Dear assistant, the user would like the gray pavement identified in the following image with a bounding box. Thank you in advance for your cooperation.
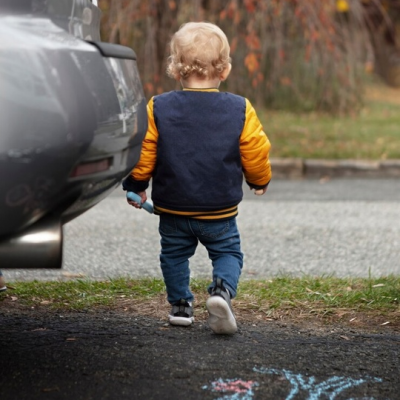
[6,178,400,282]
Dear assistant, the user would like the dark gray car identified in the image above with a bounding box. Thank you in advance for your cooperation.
[0,0,148,268]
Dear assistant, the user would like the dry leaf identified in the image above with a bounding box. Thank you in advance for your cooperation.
[61,272,85,278]
[319,176,331,184]
[42,387,59,392]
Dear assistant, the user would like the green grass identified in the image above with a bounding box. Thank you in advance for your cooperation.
[2,276,399,317]
[260,83,400,160]
[237,276,400,316]
[2,278,166,310]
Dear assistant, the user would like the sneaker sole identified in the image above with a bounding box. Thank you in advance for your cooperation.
[169,315,194,327]
[206,296,237,335]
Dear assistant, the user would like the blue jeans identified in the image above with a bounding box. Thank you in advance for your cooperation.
[158,214,243,304]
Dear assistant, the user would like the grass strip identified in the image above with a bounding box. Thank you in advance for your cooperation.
[1,276,399,317]
[260,82,400,160]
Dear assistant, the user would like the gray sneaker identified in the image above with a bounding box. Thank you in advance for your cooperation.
[169,299,194,326]
[206,278,237,334]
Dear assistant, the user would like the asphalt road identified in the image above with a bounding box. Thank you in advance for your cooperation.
[1,310,399,400]
[6,178,400,282]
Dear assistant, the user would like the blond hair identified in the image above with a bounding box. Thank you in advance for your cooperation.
[167,22,231,80]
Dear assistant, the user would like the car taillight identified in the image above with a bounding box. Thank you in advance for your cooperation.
[70,158,112,177]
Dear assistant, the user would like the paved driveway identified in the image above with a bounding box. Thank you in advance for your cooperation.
[1,309,399,400]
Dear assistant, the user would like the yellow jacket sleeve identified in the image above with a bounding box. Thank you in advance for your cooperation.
[130,97,158,181]
[240,98,272,187]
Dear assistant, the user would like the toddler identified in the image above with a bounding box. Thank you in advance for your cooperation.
[123,22,272,334]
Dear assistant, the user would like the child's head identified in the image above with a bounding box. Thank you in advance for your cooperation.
[167,22,231,81]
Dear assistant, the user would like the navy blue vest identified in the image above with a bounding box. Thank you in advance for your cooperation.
[152,90,246,211]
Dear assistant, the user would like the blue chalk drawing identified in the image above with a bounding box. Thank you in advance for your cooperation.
[253,367,383,400]
[202,378,259,400]
[203,367,386,400]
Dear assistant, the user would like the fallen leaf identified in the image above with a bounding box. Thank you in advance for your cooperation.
[319,176,330,184]
[42,387,59,392]
[62,272,86,278]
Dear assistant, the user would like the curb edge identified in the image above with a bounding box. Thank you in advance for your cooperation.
[271,158,400,179]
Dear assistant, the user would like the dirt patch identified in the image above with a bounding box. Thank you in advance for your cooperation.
[365,84,400,105]
[2,293,399,335]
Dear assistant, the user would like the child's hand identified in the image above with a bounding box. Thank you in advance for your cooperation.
[254,188,267,196]
[127,191,147,208]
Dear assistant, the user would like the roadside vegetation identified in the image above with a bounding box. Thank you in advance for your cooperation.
[263,78,400,160]
[100,0,400,116]
[98,0,400,159]
[2,276,399,327]
[99,0,400,160]
[101,0,370,114]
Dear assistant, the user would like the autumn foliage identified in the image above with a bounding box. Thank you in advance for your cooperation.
[98,0,395,114]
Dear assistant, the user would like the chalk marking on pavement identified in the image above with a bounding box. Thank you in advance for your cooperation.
[253,367,384,400]
[202,378,259,400]
[202,369,386,400]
